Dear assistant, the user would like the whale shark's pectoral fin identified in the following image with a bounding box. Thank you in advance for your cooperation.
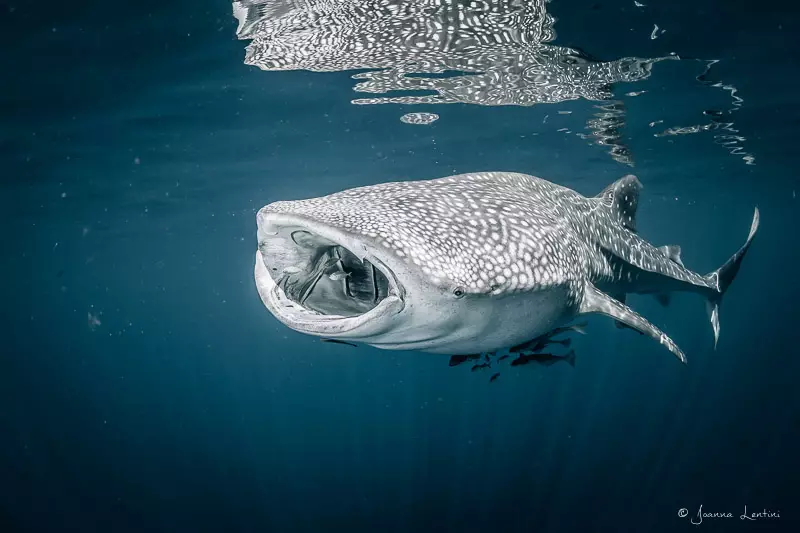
[607,292,640,331]
[579,283,687,363]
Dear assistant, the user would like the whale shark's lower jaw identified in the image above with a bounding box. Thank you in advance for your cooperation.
[254,210,405,338]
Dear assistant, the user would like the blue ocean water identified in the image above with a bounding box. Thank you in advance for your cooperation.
[1,0,799,531]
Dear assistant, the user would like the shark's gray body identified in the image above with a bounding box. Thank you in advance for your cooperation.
[254,172,758,362]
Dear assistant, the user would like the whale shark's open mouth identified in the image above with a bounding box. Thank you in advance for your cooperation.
[254,210,405,337]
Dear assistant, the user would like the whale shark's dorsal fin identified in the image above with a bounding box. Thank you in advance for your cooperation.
[579,282,686,363]
[595,174,642,232]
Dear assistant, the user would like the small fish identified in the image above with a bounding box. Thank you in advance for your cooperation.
[321,338,358,347]
[511,350,576,368]
[511,342,532,353]
[328,271,351,281]
[634,1,646,7]
[471,362,491,372]
[449,353,482,366]
[514,336,570,353]
[548,338,572,349]
[489,373,500,382]
[497,354,510,362]
[511,336,547,353]
[449,354,469,367]
[510,322,588,352]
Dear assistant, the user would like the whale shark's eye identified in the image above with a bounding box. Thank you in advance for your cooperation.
[453,287,465,298]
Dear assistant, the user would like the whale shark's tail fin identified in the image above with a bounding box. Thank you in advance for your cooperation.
[705,207,760,348]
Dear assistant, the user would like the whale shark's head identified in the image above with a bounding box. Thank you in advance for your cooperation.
[254,174,574,354]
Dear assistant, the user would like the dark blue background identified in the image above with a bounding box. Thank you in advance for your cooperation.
[2,1,798,531]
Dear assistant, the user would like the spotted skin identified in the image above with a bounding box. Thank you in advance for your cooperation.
[264,173,708,297]
[258,172,759,361]
[264,172,587,303]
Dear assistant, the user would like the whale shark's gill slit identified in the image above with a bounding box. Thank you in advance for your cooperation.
[299,260,330,306]
[344,270,354,298]
[371,264,379,303]
[334,248,354,298]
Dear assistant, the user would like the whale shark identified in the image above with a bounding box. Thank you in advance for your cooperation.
[254,172,759,362]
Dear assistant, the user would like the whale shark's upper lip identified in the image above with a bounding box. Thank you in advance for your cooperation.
[254,210,405,337]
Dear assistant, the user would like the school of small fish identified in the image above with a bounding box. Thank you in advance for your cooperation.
[447,321,587,381]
